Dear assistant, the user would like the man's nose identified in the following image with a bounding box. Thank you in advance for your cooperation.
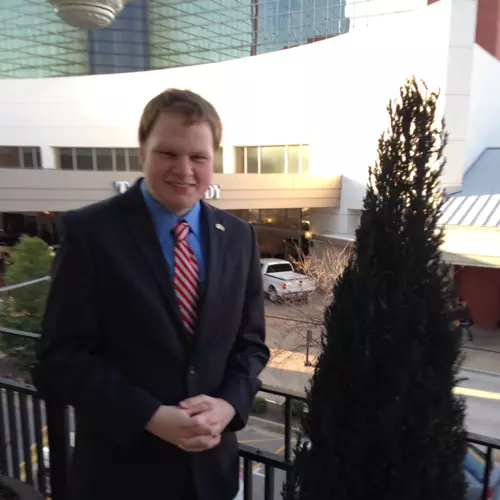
[172,156,193,177]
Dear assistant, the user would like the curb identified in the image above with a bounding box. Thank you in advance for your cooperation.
[462,367,500,379]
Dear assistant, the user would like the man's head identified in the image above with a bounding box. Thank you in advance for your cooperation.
[138,88,222,216]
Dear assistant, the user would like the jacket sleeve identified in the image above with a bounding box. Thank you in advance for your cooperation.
[33,212,161,445]
[216,223,270,431]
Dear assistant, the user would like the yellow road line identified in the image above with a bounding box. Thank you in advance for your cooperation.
[252,441,296,470]
[238,438,282,444]
[454,387,500,401]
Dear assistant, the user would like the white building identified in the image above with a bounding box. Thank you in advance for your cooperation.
[0,0,499,327]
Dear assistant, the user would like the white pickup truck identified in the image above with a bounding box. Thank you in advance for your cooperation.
[261,258,316,303]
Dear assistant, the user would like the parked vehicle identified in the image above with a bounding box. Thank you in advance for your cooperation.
[260,258,315,303]
[464,444,500,500]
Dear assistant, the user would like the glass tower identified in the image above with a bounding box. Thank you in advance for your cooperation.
[0,0,349,78]
[0,0,89,78]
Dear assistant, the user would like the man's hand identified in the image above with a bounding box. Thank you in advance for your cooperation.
[178,395,236,436]
[146,405,217,449]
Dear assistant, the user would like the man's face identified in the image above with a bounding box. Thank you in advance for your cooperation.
[140,112,214,215]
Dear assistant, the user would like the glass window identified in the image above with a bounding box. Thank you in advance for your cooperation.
[261,146,285,174]
[0,147,21,168]
[286,209,300,229]
[302,145,310,174]
[21,147,35,169]
[234,147,245,173]
[128,148,141,171]
[248,209,260,224]
[75,148,94,171]
[214,148,223,174]
[247,147,259,174]
[59,148,74,170]
[288,145,300,173]
[267,263,293,273]
[115,148,127,171]
[95,148,113,171]
[36,148,42,168]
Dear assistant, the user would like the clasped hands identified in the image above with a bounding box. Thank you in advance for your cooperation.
[146,395,235,453]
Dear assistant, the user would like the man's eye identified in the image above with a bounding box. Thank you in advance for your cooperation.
[160,151,175,158]
[192,156,207,162]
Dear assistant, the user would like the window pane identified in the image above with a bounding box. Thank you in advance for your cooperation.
[128,148,141,171]
[75,148,94,171]
[234,147,244,173]
[59,148,74,170]
[302,145,310,174]
[95,148,113,171]
[288,146,300,173]
[115,148,127,171]
[21,147,35,169]
[0,147,20,168]
[36,148,42,168]
[247,147,258,174]
[261,146,285,174]
[214,148,223,174]
[286,209,300,229]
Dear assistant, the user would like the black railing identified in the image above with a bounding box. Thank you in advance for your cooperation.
[0,326,499,500]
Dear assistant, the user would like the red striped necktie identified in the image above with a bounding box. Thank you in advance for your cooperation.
[173,221,200,336]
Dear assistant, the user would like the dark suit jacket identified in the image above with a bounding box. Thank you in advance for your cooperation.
[33,180,270,500]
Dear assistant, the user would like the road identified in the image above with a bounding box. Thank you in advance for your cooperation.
[239,368,500,500]
[237,422,288,500]
[457,369,500,440]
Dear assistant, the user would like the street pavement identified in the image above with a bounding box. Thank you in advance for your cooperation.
[237,421,289,500]
[457,369,500,440]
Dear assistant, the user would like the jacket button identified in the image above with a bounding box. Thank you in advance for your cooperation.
[188,366,196,376]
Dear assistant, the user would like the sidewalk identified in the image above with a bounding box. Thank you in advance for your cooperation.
[462,326,500,375]
[261,326,500,397]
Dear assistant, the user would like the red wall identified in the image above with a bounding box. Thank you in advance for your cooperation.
[429,0,500,59]
[455,266,500,329]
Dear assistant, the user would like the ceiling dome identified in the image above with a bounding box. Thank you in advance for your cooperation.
[49,0,130,29]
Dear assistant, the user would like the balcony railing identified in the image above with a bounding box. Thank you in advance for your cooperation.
[0,326,499,500]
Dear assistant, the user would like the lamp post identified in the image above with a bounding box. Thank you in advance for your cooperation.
[304,329,313,367]
[49,0,133,29]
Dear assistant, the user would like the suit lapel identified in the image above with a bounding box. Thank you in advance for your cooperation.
[196,202,226,341]
[120,181,186,344]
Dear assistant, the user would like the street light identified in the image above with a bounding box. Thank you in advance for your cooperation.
[49,0,133,29]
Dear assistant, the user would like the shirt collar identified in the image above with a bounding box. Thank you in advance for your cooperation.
[140,178,202,238]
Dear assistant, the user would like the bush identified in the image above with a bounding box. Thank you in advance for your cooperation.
[0,236,52,375]
[283,399,308,418]
[252,396,267,414]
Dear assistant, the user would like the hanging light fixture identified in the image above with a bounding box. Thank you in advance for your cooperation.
[49,0,133,29]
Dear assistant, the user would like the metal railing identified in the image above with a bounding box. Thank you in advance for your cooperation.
[0,325,499,500]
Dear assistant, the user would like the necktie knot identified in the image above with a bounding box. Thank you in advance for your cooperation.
[174,221,190,242]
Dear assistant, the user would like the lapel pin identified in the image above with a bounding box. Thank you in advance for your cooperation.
[215,223,225,232]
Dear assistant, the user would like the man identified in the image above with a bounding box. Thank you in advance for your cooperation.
[458,300,474,341]
[33,88,270,500]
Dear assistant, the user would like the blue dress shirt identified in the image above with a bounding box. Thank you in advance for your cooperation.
[140,179,205,289]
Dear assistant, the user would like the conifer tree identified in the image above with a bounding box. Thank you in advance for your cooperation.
[289,78,467,500]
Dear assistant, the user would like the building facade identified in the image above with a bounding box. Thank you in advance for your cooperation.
[0,0,500,328]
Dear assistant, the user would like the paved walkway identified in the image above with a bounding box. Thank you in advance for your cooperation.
[262,323,500,396]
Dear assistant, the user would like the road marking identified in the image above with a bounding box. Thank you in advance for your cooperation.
[18,426,48,482]
[238,438,282,444]
[454,387,500,401]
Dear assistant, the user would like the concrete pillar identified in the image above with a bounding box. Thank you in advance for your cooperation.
[40,146,59,169]
[223,145,236,173]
